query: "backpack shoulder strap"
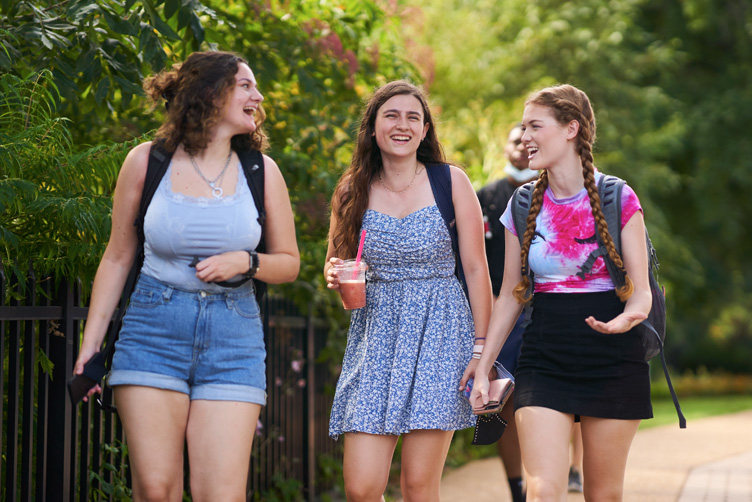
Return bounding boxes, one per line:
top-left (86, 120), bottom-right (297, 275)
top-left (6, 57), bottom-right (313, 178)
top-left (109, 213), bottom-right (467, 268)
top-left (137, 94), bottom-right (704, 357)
top-left (577, 175), bottom-right (625, 286)
top-left (510, 181), bottom-right (537, 325)
top-left (510, 181), bottom-right (536, 248)
top-left (597, 174), bottom-right (624, 255)
top-left (426, 163), bottom-right (468, 299)
top-left (236, 148), bottom-right (266, 249)
top-left (236, 148), bottom-right (267, 303)
top-left (136, 141), bottom-right (173, 247)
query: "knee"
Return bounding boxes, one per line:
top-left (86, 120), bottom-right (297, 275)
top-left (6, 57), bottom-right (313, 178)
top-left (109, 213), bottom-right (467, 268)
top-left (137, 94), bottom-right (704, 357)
top-left (344, 476), bottom-right (387, 502)
top-left (400, 472), bottom-right (437, 502)
top-left (584, 484), bottom-right (621, 502)
top-left (132, 483), bottom-right (177, 502)
top-left (525, 476), bottom-right (563, 502)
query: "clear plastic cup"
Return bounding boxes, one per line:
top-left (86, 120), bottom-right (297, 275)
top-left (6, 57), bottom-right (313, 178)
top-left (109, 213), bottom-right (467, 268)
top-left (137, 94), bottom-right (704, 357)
top-left (334, 259), bottom-right (368, 310)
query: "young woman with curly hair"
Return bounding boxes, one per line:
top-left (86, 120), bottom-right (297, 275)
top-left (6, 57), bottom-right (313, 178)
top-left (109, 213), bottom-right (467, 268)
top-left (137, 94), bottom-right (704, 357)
top-left (73, 51), bottom-right (299, 501)
top-left (324, 80), bottom-right (493, 502)
top-left (471, 84), bottom-right (653, 502)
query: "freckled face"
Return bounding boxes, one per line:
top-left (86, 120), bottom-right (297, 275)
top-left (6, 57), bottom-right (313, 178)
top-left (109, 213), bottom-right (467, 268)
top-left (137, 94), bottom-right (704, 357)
top-left (373, 94), bottom-right (430, 159)
top-left (521, 104), bottom-right (571, 171)
top-left (220, 63), bottom-right (264, 134)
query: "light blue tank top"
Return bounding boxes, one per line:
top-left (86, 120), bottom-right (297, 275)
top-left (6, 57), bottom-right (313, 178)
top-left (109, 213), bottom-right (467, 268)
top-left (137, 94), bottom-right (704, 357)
top-left (141, 161), bottom-right (261, 292)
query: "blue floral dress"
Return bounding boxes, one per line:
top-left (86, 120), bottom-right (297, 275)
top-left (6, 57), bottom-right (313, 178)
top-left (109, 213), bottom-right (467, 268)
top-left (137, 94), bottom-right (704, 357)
top-left (329, 205), bottom-right (477, 439)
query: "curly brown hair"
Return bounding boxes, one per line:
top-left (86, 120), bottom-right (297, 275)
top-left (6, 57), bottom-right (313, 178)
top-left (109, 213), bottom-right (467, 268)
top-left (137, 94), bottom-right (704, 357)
top-left (330, 80), bottom-right (446, 258)
top-left (143, 51), bottom-right (268, 156)
top-left (513, 84), bottom-right (633, 304)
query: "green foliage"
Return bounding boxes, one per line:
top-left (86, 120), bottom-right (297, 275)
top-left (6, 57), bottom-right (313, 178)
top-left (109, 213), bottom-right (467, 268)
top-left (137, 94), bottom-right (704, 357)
top-left (402, 0), bottom-right (752, 373)
top-left (89, 441), bottom-right (133, 501)
top-left (253, 473), bottom-right (304, 502)
top-left (0, 69), bottom-right (131, 288)
top-left (0, 0), bottom-right (221, 142)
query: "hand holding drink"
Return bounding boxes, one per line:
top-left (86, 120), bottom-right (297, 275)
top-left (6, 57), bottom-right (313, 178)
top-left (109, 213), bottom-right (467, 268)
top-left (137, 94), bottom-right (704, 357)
top-left (334, 259), bottom-right (368, 309)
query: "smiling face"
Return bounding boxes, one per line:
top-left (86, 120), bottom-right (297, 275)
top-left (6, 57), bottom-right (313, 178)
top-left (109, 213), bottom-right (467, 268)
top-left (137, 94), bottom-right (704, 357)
top-left (521, 103), bottom-right (576, 171)
top-left (372, 94), bottom-right (430, 160)
top-left (219, 63), bottom-right (264, 135)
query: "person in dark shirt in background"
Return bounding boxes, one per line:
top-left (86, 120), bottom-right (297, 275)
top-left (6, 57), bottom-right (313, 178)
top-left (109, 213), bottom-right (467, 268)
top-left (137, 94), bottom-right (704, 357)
top-left (476, 123), bottom-right (536, 502)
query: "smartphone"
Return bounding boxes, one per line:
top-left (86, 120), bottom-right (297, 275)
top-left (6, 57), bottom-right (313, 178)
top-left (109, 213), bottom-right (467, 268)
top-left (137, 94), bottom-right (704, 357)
top-left (67, 373), bottom-right (99, 404)
top-left (67, 352), bottom-right (107, 404)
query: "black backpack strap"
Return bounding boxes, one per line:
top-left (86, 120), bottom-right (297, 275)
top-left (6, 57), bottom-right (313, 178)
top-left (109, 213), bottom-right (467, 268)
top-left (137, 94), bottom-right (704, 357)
top-left (580, 175), bottom-right (625, 286)
top-left (426, 164), bottom-right (469, 300)
top-left (135, 142), bottom-right (173, 250)
top-left (510, 182), bottom-right (536, 324)
top-left (236, 148), bottom-right (267, 303)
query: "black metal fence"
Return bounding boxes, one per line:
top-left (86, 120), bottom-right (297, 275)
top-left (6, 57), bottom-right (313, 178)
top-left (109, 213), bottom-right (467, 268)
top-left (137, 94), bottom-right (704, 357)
top-left (0, 266), bottom-right (342, 502)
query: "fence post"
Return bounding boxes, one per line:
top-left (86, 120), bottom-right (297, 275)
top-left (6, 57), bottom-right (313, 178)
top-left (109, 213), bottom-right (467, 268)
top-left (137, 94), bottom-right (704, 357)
top-left (305, 302), bottom-right (316, 502)
top-left (0, 265), bottom-right (4, 500)
top-left (45, 279), bottom-right (75, 502)
top-left (20, 265), bottom-right (37, 501)
top-left (6, 267), bottom-right (21, 501)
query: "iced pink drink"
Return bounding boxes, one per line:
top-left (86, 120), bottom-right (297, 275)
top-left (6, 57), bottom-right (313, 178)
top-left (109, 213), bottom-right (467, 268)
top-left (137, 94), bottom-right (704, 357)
top-left (335, 259), bottom-right (368, 310)
top-left (339, 280), bottom-right (366, 309)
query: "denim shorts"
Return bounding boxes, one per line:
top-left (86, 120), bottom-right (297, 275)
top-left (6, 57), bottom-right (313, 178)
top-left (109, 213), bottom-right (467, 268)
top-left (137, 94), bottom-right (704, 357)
top-left (108, 273), bottom-right (266, 404)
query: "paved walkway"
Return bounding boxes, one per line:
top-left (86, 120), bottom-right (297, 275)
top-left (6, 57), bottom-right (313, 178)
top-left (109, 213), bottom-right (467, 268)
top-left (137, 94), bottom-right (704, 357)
top-left (401, 409), bottom-right (752, 502)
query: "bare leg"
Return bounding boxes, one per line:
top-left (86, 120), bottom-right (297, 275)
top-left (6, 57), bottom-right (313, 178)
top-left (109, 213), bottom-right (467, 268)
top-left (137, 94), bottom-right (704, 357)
top-left (497, 394), bottom-right (523, 477)
top-left (516, 407), bottom-right (572, 502)
top-left (114, 386), bottom-right (190, 502)
top-left (342, 432), bottom-right (400, 502)
top-left (186, 400), bottom-right (261, 502)
top-left (400, 429), bottom-right (454, 502)
top-left (497, 394), bottom-right (525, 501)
top-left (580, 417), bottom-right (640, 502)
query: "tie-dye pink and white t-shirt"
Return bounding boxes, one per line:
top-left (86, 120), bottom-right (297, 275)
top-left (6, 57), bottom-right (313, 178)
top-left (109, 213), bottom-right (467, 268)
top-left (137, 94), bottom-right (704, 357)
top-left (500, 172), bottom-right (642, 293)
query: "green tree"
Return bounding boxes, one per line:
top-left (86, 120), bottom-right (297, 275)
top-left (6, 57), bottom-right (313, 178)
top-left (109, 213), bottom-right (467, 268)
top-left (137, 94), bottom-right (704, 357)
top-left (401, 0), bottom-right (752, 372)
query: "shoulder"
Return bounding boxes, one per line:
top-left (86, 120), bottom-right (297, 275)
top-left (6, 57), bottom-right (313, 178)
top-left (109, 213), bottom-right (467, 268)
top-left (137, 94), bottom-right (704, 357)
top-left (120, 141), bottom-right (154, 186)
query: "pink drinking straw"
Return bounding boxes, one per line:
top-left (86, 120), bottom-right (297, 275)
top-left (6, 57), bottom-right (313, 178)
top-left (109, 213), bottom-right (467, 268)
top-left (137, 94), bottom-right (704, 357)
top-left (352, 229), bottom-right (367, 280)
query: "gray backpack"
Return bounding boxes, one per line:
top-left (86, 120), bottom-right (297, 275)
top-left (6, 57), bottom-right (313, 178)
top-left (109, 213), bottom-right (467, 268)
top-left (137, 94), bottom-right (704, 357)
top-left (511, 175), bottom-right (685, 428)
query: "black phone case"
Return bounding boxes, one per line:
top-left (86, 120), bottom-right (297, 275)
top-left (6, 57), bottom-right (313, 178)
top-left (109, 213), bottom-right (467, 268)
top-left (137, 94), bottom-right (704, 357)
top-left (67, 373), bottom-right (98, 404)
top-left (67, 352), bottom-right (108, 404)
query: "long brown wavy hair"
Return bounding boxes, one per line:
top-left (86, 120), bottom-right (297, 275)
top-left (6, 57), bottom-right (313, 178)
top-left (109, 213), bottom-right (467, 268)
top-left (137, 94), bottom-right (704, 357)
top-left (143, 51), bottom-right (268, 155)
top-left (513, 84), bottom-right (633, 304)
top-left (330, 80), bottom-right (446, 258)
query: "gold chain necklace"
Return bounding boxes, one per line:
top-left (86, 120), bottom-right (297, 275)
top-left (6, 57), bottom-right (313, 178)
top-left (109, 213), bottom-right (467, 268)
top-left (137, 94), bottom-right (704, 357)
top-left (379, 164), bottom-right (422, 194)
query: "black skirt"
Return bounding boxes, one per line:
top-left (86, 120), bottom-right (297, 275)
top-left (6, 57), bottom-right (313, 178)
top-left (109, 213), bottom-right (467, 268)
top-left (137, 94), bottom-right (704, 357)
top-left (514, 291), bottom-right (652, 420)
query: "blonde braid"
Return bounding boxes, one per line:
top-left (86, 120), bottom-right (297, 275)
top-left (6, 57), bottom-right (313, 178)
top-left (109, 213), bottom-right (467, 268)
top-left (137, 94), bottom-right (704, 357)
top-left (513, 170), bottom-right (549, 304)
top-left (579, 138), bottom-right (634, 301)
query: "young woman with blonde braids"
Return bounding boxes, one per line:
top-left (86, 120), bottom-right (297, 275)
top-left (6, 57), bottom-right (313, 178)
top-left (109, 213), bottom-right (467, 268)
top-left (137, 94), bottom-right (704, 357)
top-left (470, 84), bottom-right (653, 502)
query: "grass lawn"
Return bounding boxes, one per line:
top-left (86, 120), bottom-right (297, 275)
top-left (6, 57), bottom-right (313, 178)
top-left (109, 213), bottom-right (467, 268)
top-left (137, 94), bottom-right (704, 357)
top-left (642, 394), bottom-right (752, 429)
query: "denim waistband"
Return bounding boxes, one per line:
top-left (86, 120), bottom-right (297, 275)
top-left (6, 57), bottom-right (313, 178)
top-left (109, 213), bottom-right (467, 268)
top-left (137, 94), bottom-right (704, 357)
top-left (136, 272), bottom-right (255, 300)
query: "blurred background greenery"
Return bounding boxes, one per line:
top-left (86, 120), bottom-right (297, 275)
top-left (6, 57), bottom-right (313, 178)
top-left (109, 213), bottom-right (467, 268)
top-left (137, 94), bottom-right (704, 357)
top-left (2, 0), bottom-right (750, 392)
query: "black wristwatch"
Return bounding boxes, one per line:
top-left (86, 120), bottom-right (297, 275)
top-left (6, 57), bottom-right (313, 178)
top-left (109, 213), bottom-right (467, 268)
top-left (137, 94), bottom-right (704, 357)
top-left (244, 250), bottom-right (259, 279)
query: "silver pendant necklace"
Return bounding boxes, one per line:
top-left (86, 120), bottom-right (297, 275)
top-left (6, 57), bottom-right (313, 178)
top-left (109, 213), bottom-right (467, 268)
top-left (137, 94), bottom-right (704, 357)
top-left (189, 148), bottom-right (233, 198)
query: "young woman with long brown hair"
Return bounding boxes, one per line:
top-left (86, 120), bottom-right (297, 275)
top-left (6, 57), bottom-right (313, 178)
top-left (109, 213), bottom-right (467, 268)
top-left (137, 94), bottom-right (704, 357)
top-left (324, 80), bottom-right (493, 502)
top-left (471, 84), bottom-right (653, 501)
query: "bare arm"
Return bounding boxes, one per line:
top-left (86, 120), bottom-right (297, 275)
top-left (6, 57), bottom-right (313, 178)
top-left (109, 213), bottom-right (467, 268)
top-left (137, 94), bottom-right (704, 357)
top-left (451, 167), bottom-right (494, 389)
top-left (193, 154), bottom-right (300, 284)
top-left (586, 211), bottom-right (651, 333)
top-left (470, 228), bottom-right (524, 407)
top-left (74, 142), bottom-right (150, 374)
